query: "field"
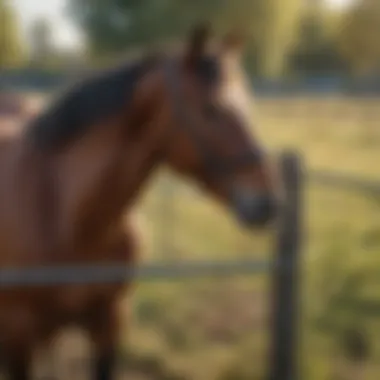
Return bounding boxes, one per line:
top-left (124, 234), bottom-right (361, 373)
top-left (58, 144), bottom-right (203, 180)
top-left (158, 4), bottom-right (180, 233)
top-left (7, 95), bottom-right (380, 380)
top-left (129, 97), bottom-right (380, 380)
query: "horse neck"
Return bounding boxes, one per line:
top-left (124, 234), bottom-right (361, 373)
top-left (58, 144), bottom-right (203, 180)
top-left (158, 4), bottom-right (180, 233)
top-left (55, 115), bottom-right (165, 251)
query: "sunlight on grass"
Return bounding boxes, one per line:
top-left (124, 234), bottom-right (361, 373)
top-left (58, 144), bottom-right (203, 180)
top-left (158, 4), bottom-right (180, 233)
top-left (129, 97), bottom-right (380, 380)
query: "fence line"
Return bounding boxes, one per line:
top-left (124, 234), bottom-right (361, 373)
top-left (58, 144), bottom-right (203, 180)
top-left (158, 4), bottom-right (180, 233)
top-left (155, 170), bottom-right (380, 199)
top-left (0, 145), bottom-right (378, 379)
top-left (0, 151), bottom-right (303, 380)
top-left (310, 171), bottom-right (380, 195)
top-left (0, 259), bottom-right (272, 287)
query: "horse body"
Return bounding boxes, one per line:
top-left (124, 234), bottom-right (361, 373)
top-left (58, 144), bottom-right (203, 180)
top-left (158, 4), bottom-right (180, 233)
top-left (0, 130), bottom-right (135, 348)
top-left (0, 25), bottom-right (279, 380)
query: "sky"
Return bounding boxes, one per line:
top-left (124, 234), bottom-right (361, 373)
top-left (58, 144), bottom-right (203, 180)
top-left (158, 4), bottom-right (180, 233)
top-left (13, 0), bottom-right (84, 50)
top-left (12, 0), bottom-right (355, 50)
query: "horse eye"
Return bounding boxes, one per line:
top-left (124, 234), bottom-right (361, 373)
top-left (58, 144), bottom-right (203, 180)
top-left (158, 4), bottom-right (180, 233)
top-left (203, 104), bottom-right (218, 119)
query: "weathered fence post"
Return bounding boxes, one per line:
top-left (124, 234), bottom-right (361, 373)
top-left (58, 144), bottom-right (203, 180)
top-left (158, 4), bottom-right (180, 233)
top-left (267, 151), bottom-right (303, 380)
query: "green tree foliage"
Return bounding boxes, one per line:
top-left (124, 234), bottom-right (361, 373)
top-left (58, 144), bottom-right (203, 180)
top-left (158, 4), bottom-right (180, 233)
top-left (68, 0), bottom-right (248, 55)
top-left (67, 0), bottom-right (194, 55)
top-left (257, 0), bottom-right (303, 78)
top-left (337, 0), bottom-right (380, 76)
top-left (29, 17), bottom-right (54, 66)
top-left (0, 0), bottom-right (25, 68)
top-left (67, 0), bottom-right (304, 78)
top-left (290, 2), bottom-right (346, 75)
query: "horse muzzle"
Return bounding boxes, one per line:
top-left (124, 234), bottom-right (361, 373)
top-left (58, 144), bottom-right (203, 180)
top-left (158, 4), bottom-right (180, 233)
top-left (230, 187), bottom-right (279, 227)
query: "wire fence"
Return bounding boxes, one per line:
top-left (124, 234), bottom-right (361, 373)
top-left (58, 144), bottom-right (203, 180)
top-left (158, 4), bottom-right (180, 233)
top-left (0, 259), bottom-right (273, 287)
top-left (310, 170), bottom-right (380, 196)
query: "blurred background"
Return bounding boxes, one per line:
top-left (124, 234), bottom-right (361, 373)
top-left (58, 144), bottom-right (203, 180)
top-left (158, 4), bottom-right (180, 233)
top-left (1, 0), bottom-right (380, 379)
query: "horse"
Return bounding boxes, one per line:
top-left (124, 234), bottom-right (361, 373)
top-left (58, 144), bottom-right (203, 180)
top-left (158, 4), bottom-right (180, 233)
top-left (0, 24), bottom-right (279, 380)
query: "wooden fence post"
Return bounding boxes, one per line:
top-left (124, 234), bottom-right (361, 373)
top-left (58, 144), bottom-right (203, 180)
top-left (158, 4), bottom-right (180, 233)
top-left (267, 151), bottom-right (303, 380)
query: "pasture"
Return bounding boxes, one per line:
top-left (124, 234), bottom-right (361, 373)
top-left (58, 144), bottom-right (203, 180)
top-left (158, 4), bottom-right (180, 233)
top-left (6, 94), bottom-right (380, 380)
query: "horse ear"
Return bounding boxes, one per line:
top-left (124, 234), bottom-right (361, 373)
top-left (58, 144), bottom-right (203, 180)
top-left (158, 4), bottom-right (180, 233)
top-left (184, 22), bottom-right (212, 67)
top-left (221, 29), bottom-right (246, 57)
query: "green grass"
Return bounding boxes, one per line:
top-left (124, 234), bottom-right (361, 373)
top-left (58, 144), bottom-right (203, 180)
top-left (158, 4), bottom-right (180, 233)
top-left (126, 97), bottom-right (380, 380)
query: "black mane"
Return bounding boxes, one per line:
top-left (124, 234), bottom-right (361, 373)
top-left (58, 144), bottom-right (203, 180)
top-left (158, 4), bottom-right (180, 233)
top-left (27, 56), bottom-right (157, 150)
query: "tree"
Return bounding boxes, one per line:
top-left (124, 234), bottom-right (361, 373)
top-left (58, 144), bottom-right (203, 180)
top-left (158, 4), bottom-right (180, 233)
top-left (29, 17), bottom-right (54, 66)
top-left (337, 0), bottom-right (380, 76)
top-left (0, 0), bottom-right (25, 68)
top-left (289, 1), bottom-right (346, 75)
top-left (68, 0), bottom-right (179, 56)
top-left (67, 0), bottom-right (305, 78)
top-left (257, 0), bottom-right (304, 78)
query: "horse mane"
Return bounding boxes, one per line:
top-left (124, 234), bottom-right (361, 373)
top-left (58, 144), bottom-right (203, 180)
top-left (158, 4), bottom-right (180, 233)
top-left (26, 54), bottom-right (159, 151)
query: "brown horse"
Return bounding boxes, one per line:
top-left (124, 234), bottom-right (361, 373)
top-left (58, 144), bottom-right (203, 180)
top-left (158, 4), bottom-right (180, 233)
top-left (0, 25), bottom-right (278, 380)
